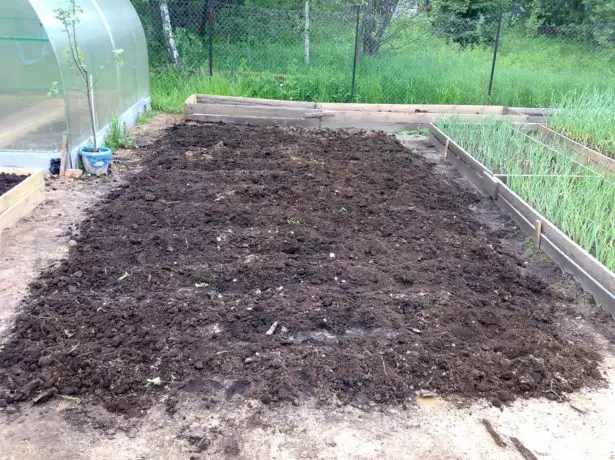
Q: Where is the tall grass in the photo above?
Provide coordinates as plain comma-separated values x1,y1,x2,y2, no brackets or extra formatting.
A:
549,90,615,158
437,120,615,271
150,19,615,112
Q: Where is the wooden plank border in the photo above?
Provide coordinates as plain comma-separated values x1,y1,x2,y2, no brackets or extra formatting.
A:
195,94,318,108
185,113,321,128
185,102,328,120
0,168,45,235
428,123,615,313
184,95,530,129
528,124,615,173
318,102,507,114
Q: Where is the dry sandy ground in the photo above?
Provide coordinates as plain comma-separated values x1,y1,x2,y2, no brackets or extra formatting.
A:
0,119,614,460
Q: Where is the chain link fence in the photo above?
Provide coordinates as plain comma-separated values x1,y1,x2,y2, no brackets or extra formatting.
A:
136,1,615,108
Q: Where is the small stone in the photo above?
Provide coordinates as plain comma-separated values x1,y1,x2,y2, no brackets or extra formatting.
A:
38,355,53,366
21,378,43,395
33,387,58,405
64,168,83,179
6,406,18,414
0,398,7,408
68,239,77,247
67,285,78,294
194,361,204,370
61,386,79,396
144,192,156,201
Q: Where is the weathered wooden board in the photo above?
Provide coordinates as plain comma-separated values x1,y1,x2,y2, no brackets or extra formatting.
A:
322,120,425,132
186,102,325,120
193,94,318,108
191,96,509,114
530,124,615,173
319,102,507,114
428,123,615,313
495,186,615,310
185,113,320,128
0,169,45,234
322,111,527,127
185,95,530,129
506,107,550,124
430,125,491,176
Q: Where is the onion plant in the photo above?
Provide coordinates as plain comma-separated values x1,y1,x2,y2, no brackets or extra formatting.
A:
549,90,615,159
436,119,615,271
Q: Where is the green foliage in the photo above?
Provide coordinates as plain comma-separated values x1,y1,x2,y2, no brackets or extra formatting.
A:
437,119,615,270
430,0,509,45
429,0,615,46
549,90,615,158
150,17,615,112
104,117,135,150
136,108,155,125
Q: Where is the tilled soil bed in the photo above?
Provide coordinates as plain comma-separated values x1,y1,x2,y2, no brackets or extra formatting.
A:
0,123,606,414
0,173,28,196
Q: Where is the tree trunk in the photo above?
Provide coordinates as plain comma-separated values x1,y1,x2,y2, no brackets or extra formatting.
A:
362,0,400,56
160,0,180,67
362,0,375,54
304,0,310,64
86,72,98,150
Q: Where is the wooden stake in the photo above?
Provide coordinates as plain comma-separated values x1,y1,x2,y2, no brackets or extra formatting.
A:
481,419,506,447
59,134,68,176
266,321,279,335
510,437,538,460
444,138,449,159
535,220,542,249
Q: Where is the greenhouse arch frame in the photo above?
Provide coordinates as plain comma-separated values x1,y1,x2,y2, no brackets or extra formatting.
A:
0,0,150,169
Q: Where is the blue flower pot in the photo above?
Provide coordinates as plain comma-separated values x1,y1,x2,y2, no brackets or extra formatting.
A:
80,146,112,175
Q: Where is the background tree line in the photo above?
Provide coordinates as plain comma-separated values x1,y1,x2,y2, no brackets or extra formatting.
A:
132,0,614,69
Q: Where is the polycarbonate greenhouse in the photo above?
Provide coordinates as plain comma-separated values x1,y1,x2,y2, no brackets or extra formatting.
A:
0,0,150,169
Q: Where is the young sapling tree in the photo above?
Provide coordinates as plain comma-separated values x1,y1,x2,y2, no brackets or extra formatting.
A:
53,0,124,151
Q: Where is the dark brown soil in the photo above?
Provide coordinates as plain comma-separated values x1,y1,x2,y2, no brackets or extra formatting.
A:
0,173,28,196
0,123,607,415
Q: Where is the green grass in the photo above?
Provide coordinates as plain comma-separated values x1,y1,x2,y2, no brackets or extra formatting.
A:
104,116,135,150
436,120,615,271
150,17,615,112
549,90,615,158
136,107,155,125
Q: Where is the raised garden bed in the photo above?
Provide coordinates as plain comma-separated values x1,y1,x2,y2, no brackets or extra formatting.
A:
185,95,532,131
0,123,605,415
429,122,615,312
528,124,615,174
0,168,45,234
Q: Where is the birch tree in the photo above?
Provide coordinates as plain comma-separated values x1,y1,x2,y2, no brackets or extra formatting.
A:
159,0,180,67
304,0,310,64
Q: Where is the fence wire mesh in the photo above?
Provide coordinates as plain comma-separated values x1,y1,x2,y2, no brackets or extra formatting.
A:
136,1,615,108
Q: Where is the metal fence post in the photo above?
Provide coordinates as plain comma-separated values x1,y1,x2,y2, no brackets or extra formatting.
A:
488,13,502,99
351,5,361,102
208,1,214,77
